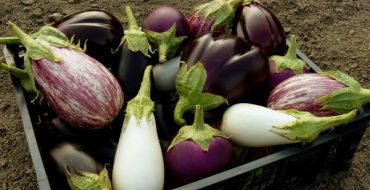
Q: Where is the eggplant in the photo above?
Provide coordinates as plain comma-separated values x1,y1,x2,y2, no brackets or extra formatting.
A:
187,0,243,37
0,23,124,129
268,71,370,116
268,35,310,91
181,32,269,105
52,10,124,69
49,142,112,190
143,6,189,63
113,6,152,102
165,105,236,186
233,0,286,55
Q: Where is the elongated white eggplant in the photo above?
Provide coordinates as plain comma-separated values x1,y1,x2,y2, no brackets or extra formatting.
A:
112,66,164,190
221,103,356,147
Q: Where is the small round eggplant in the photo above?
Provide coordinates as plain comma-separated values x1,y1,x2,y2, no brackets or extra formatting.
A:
143,6,190,36
268,35,310,91
165,105,235,186
233,1,286,55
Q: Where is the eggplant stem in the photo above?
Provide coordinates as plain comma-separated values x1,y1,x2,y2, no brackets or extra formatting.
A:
125,6,139,30
0,62,27,78
193,105,205,131
285,35,298,60
0,36,21,45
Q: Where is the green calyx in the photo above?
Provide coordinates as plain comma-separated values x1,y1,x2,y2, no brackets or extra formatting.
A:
272,109,356,143
125,65,154,125
0,22,83,104
145,24,187,63
168,105,228,151
269,35,308,75
174,62,228,125
114,6,153,57
319,71,370,114
66,166,112,190
194,0,243,32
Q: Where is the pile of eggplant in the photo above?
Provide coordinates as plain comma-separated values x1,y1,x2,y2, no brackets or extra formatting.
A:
1,0,370,189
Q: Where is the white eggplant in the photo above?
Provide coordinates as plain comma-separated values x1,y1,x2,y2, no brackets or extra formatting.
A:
112,65,164,190
221,103,356,147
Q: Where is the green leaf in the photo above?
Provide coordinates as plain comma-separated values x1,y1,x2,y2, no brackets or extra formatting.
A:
174,62,227,125
320,71,361,92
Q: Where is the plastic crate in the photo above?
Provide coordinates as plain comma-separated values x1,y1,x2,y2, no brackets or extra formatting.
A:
4,44,370,190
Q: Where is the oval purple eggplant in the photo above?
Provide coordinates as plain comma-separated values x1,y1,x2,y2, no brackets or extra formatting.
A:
267,73,345,116
52,10,124,69
233,1,286,55
32,47,124,129
165,137,235,186
182,32,269,105
143,6,190,36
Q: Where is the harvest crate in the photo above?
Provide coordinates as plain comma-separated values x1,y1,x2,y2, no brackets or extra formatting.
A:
4,44,370,190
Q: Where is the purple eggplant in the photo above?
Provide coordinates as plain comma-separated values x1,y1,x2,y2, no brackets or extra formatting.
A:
0,23,124,129
232,0,286,55
143,6,189,63
165,105,236,186
268,35,310,91
188,0,243,37
267,71,370,116
52,10,124,69
181,32,269,105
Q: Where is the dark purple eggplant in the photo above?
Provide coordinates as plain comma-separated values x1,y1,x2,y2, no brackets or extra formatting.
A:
268,35,310,91
187,0,243,37
181,32,269,105
113,6,151,102
52,10,124,69
143,6,189,63
165,105,236,186
233,0,286,55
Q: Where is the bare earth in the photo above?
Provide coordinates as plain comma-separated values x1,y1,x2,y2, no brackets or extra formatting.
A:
0,0,369,189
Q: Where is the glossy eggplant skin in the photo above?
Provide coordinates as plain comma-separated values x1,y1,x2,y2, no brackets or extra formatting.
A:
52,10,124,69
181,32,269,105
232,1,286,55
114,43,150,103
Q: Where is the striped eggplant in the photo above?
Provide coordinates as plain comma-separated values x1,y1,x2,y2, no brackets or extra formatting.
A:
0,23,124,129
267,71,370,116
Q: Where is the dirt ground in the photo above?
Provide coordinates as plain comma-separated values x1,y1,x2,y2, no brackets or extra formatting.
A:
0,0,369,189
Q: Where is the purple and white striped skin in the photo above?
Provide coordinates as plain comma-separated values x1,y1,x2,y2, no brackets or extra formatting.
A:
32,46,124,129
267,73,345,116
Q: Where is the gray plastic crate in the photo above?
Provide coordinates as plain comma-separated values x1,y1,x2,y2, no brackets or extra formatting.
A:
4,44,370,190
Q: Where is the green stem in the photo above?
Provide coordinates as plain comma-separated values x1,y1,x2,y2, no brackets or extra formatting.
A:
136,65,152,98
285,35,297,60
125,6,139,31
158,42,168,63
8,22,35,50
317,110,356,132
125,65,154,122
360,88,370,103
0,62,27,78
0,36,21,45
193,105,205,131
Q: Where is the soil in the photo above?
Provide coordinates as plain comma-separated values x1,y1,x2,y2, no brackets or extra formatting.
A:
0,0,369,189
